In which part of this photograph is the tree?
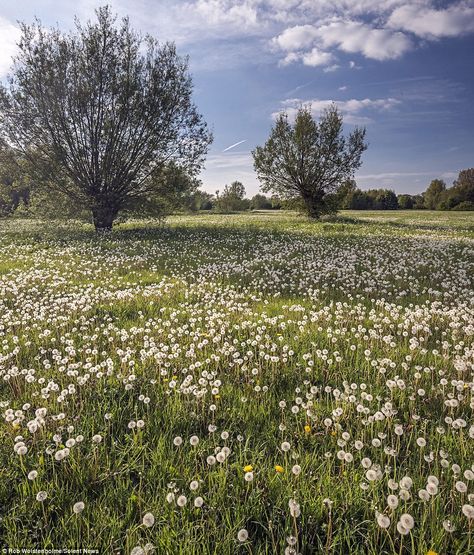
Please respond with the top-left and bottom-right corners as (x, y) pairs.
(252, 105), (367, 219)
(373, 189), (398, 210)
(0, 7), (212, 230)
(452, 168), (474, 204)
(216, 181), (247, 212)
(188, 190), (214, 211)
(336, 179), (357, 209)
(250, 194), (272, 210)
(423, 179), (446, 210)
(397, 194), (414, 209)
(0, 143), (30, 215)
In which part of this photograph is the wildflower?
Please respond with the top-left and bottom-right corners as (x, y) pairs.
(142, 512), (155, 527)
(177, 495), (187, 507)
(387, 494), (398, 509)
(36, 491), (48, 502)
(173, 436), (183, 446)
(292, 465), (302, 476)
(377, 514), (390, 528)
(275, 465), (284, 473)
(462, 504), (474, 519)
(237, 529), (249, 542)
(73, 501), (85, 514)
(194, 497), (204, 508)
(243, 465), (253, 472)
(244, 472), (254, 482)
(399, 513), (414, 530)
(304, 425), (311, 433)
(28, 470), (38, 480)
(281, 442), (291, 452)
(189, 480), (199, 491)
(289, 499), (301, 517)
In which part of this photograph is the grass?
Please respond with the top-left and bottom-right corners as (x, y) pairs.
(0, 210), (473, 554)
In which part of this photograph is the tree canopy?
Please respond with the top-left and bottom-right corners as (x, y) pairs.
(252, 105), (367, 219)
(0, 6), (212, 230)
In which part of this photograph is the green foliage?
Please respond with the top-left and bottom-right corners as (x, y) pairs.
(424, 179), (446, 209)
(252, 105), (367, 219)
(215, 181), (248, 212)
(0, 6), (212, 230)
(397, 194), (414, 209)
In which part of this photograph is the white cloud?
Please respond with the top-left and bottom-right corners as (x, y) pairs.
(272, 24), (320, 51)
(274, 96), (401, 124)
(315, 19), (412, 61)
(388, 3), (474, 38)
(192, 0), (259, 28)
(302, 48), (334, 67)
(0, 17), (20, 77)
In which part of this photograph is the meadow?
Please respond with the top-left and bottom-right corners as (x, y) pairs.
(0, 210), (473, 554)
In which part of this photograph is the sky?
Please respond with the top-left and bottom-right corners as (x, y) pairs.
(0, 0), (473, 196)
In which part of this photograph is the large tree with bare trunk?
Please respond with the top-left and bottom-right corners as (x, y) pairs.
(0, 6), (212, 230)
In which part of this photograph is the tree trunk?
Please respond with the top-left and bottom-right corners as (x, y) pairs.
(302, 192), (324, 219)
(92, 205), (117, 232)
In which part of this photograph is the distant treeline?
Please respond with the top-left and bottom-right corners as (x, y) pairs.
(184, 168), (474, 213)
(1, 161), (473, 217)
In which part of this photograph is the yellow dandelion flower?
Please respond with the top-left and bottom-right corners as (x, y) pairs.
(426, 551), (438, 555)
(275, 465), (284, 473)
(243, 465), (253, 472)
(304, 425), (311, 433)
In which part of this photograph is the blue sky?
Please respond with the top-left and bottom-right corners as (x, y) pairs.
(1, 1), (473, 196)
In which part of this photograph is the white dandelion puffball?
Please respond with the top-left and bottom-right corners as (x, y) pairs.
(292, 465), (302, 476)
(142, 512), (155, 527)
(28, 470), (38, 481)
(73, 501), (85, 514)
(190, 480), (199, 491)
(399, 513), (414, 530)
(92, 434), (102, 444)
(281, 441), (291, 452)
(377, 514), (390, 528)
(177, 495), (187, 507)
(387, 495), (398, 509)
(244, 472), (254, 482)
(173, 436), (183, 446)
(36, 491), (48, 502)
(237, 529), (249, 542)
(131, 547), (145, 555)
(462, 504), (474, 519)
(190, 435), (199, 446)
(194, 497), (204, 508)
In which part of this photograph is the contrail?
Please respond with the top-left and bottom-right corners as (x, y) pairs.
(222, 139), (247, 152)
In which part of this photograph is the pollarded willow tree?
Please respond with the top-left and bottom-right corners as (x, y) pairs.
(0, 6), (212, 230)
(252, 105), (367, 219)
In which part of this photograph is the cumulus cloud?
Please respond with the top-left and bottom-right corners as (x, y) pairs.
(269, 1), (474, 67)
(302, 48), (335, 67)
(0, 16), (20, 77)
(315, 20), (412, 61)
(388, 2), (474, 38)
(272, 24), (320, 51)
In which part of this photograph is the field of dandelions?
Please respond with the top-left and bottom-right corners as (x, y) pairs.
(0, 210), (473, 555)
